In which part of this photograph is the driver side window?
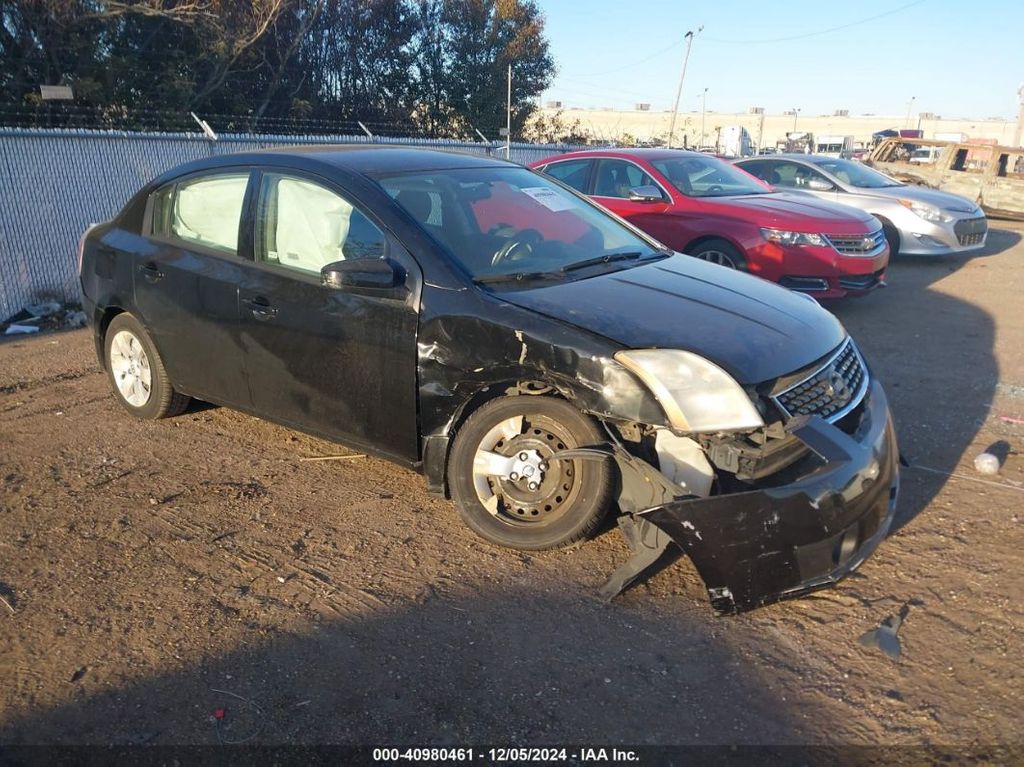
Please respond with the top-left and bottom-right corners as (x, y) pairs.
(255, 174), (385, 276)
(593, 159), (661, 199)
(771, 162), (829, 189)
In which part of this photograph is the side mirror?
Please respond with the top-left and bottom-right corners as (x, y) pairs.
(321, 257), (407, 297)
(627, 185), (664, 202)
(807, 178), (834, 192)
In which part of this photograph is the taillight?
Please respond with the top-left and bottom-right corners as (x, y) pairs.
(77, 223), (98, 274)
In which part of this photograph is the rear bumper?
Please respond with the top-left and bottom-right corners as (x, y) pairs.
(607, 378), (898, 613)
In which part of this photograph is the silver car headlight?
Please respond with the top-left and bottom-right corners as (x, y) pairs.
(899, 199), (954, 224)
(760, 228), (826, 246)
(614, 349), (765, 433)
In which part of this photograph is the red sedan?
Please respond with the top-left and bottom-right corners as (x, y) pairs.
(530, 149), (889, 298)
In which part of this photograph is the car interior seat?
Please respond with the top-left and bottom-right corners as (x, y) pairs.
(595, 164), (621, 197)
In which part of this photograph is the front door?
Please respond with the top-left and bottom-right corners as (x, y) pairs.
(236, 171), (420, 461)
(134, 170), (252, 406)
(589, 158), (679, 246)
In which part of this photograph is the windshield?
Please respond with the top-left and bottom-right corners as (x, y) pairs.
(651, 154), (770, 197)
(805, 157), (902, 188)
(377, 166), (664, 283)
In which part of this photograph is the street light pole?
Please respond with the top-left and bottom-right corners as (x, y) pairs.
(905, 95), (916, 129)
(667, 26), (702, 148)
(792, 107), (800, 132)
(506, 64), (512, 159)
(700, 88), (708, 148)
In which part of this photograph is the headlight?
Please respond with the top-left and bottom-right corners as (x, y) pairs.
(760, 228), (826, 246)
(899, 199), (954, 223)
(614, 349), (764, 433)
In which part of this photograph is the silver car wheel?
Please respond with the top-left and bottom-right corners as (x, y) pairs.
(696, 249), (738, 268)
(471, 413), (581, 526)
(109, 329), (152, 407)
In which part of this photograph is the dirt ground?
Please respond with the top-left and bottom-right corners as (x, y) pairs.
(2, 226), (1023, 748)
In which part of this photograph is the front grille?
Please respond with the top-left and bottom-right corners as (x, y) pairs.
(838, 269), (885, 291)
(825, 228), (886, 256)
(773, 339), (868, 420)
(955, 216), (987, 246)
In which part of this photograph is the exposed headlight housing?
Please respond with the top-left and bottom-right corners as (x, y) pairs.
(761, 228), (826, 247)
(614, 349), (765, 433)
(899, 198), (955, 223)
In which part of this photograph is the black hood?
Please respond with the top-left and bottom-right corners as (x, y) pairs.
(495, 255), (846, 384)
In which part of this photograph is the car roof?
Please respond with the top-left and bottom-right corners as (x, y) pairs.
(152, 145), (512, 185)
(741, 154), (845, 164)
(543, 148), (706, 161)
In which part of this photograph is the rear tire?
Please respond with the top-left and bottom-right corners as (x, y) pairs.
(689, 238), (747, 270)
(447, 396), (614, 550)
(104, 313), (190, 420)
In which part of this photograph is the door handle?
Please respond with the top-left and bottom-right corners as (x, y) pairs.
(242, 296), (278, 320)
(138, 262), (164, 282)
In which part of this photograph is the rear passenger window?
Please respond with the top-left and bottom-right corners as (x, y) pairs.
(542, 159), (592, 193)
(255, 173), (385, 276)
(151, 173), (249, 254)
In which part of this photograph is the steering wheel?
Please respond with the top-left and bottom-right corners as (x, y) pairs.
(491, 229), (543, 267)
(707, 184), (724, 193)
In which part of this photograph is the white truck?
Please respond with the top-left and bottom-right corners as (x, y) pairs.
(717, 125), (754, 158)
(813, 135), (855, 158)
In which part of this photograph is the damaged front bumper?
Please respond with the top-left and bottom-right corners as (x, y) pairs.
(600, 378), (899, 614)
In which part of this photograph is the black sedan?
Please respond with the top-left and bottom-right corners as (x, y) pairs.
(78, 146), (899, 613)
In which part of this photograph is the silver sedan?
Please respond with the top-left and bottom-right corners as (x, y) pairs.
(735, 154), (988, 256)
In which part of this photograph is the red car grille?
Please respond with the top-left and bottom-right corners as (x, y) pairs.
(825, 228), (886, 256)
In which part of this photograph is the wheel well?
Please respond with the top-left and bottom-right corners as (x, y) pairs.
(427, 380), (573, 498)
(95, 306), (126, 370)
(684, 234), (743, 256)
(873, 215), (900, 251)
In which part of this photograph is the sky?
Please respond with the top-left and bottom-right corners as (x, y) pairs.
(538, 0), (1022, 119)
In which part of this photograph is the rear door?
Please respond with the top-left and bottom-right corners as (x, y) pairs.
(134, 170), (252, 406)
(235, 170), (420, 461)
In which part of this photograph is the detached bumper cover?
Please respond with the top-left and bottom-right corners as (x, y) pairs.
(603, 378), (899, 613)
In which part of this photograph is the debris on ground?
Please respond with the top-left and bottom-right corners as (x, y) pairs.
(859, 603), (913, 660)
(2, 302), (87, 337)
(974, 452), (1001, 475)
(298, 453), (367, 462)
(4, 324), (39, 336)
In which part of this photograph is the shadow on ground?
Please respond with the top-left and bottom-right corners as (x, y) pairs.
(829, 226), (1016, 532)
(2, 587), (816, 746)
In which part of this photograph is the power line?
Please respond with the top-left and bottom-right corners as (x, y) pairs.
(702, 0), (927, 44)
(558, 36), (685, 79)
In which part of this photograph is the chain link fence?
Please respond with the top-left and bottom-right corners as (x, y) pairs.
(0, 128), (587, 321)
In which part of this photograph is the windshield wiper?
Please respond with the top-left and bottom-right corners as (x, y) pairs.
(559, 251), (645, 273)
(474, 270), (566, 285)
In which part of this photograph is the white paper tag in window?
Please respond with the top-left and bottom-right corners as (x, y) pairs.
(520, 186), (574, 212)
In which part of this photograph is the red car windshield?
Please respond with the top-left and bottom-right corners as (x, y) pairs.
(651, 155), (770, 198)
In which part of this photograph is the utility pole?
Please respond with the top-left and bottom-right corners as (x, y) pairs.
(1015, 83), (1024, 148)
(757, 109), (766, 154)
(905, 95), (916, 129)
(667, 26), (702, 149)
(700, 87), (709, 149)
(506, 64), (512, 160)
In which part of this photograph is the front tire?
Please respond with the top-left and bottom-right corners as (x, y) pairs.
(689, 238), (747, 270)
(447, 396), (614, 550)
(879, 219), (901, 257)
(104, 313), (190, 419)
